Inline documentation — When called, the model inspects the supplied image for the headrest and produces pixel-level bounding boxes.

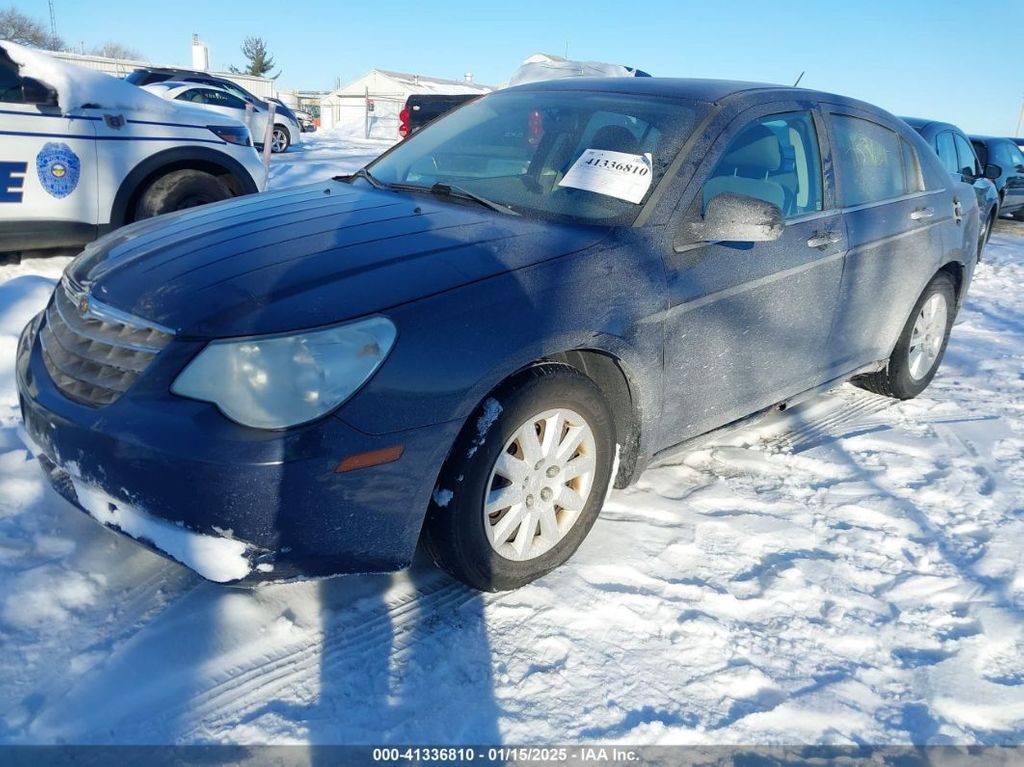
[722,125,781,171]
[590,125,642,155]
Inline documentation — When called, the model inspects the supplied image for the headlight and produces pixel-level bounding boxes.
[171,317,397,429]
[207,125,252,147]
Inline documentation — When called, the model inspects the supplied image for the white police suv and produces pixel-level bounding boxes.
[1,41,265,255]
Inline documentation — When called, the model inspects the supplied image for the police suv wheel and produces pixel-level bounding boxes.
[271,125,290,153]
[422,364,615,591]
[853,272,955,400]
[134,170,231,221]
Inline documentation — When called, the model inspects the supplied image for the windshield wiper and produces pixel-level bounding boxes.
[425,183,520,216]
[334,167,388,189]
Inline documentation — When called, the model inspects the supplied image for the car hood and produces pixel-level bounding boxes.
[66,180,609,338]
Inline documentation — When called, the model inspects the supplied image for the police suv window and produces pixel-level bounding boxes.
[832,115,906,206]
[0,55,21,103]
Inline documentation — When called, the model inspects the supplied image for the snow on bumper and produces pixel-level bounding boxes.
[18,426,256,583]
[71,479,253,584]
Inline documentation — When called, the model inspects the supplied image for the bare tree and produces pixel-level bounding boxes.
[230,36,278,78]
[0,7,63,50]
[90,41,143,60]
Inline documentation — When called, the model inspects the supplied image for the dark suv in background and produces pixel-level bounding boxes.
[126,67,301,152]
[902,118,1000,253]
[970,136,1024,221]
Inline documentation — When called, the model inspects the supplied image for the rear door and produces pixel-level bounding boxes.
[825,110,950,369]
[659,106,846,444]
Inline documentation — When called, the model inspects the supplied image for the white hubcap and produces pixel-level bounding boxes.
[484,408,597,562]
[908,293,948,380]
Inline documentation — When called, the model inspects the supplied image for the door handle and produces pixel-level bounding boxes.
[910,207,935,220]
[806,230,841,249]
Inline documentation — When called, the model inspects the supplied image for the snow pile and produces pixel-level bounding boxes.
[0,134,1022,745]
[0,275,55,408]
[2,40,176,116]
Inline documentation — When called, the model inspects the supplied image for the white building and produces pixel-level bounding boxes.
[320,69,490,139]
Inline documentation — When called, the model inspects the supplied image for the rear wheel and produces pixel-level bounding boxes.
[852,272,955,400]
[422,364,615,591]
[133,169,230,221]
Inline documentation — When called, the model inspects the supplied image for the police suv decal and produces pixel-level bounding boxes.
[0,161,27,203]
[36,142,81,199]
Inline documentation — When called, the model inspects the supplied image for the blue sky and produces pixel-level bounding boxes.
[24,0,1024,135]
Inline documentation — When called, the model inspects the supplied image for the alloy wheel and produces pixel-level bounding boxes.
[907,293,948,380]
[483,408,597,562]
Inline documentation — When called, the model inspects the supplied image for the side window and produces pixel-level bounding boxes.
[953,133,980,178]
[832,115,905,206]
[934,131,959,176]
[0,57,22,103]
[997,142,1018,168]
[0,54,55,106]
[205,91,246,110]
[901,138,925,193]
[177,89,206,104]
[1009,143,1024,170]
[972,140,988,166]
[704,111,823,218]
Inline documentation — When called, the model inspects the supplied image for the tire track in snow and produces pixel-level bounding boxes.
[174,573,478,738]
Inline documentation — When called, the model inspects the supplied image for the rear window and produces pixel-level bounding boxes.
[831,114,907,206]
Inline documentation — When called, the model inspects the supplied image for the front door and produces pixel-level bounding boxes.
[658,108,845,447]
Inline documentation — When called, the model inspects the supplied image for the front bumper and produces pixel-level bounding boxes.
[16,313,462,584]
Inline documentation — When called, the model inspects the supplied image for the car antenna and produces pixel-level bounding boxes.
[793,71,805,87]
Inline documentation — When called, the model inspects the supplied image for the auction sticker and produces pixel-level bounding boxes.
[559,148,653,203]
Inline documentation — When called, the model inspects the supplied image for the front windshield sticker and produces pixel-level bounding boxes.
[558,149,653,204]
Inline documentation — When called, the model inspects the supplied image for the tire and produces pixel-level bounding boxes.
[853,272,956,400]
[422,364,616,591]
[271,124,290,153]
[133,169,230,221]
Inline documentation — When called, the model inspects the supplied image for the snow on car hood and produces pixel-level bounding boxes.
[2,40,177,116]
[65,180,610,338]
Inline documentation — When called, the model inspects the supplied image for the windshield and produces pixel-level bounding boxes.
[368,90,702,225]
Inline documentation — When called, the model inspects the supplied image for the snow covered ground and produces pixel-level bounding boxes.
[0,130,1022,746]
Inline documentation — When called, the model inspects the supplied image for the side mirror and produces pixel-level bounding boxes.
[984,163,1002,180]
[687,192,784,245]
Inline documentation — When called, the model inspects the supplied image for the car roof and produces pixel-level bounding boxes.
[137,66,217,78]
[899,116,966,136]
[503,76,848,104]
[162,81,231,93]
[971,135,1015,143]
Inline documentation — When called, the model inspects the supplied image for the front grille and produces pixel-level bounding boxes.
[39,280,173,407]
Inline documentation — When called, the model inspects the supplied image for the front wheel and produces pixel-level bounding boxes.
[270,124,290,153]
[422,364,616,591]
[133,169,230,221]
[852,272,955,400]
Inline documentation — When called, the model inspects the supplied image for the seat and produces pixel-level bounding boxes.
[589,125,642,155]
[704,125,786,212]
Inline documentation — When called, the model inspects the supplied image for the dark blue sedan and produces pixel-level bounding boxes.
[16,78,979,589]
